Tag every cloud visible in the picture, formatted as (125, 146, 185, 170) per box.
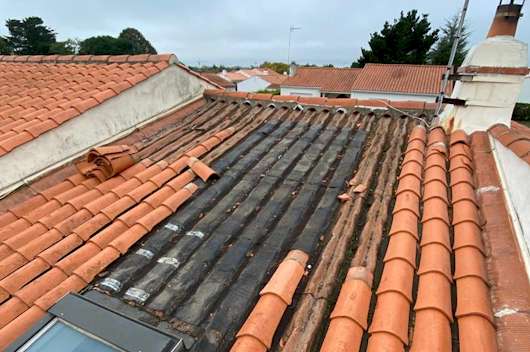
(0, 0, 528, 67)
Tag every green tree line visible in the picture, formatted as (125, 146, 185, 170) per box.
(0, 17, 156, 55)
(352, 10, 470, 67)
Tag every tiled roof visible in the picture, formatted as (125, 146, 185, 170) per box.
(0, 96, 252, 349)
(0, 54, 181, 156)
(201, 73, 236, 89)
(205, 89, 437, 111)
(258, 73, 287, 88)
(0, 89, 526, 351)
(351, 63, 449, 95)
(221, 68, 282, 83)
(489, 121, 530, 165)
(282, 67, 362, 93)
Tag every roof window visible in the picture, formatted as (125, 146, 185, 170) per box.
(9, 294, 184, 352)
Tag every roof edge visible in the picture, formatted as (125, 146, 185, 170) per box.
(203, 89, 436, 111)
(0, 54, 179, 64)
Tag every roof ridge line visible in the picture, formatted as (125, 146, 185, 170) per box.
(0, 54, 178, 65)
(204, 89, 435, 111)
(364, 63, 447, 68)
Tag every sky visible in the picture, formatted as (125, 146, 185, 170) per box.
(0, 0, 529, 67)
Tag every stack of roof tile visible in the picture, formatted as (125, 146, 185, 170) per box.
(77, 145, 137, 181)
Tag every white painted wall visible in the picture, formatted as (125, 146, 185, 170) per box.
(350, 90, 437, 103)
(491, 136, 530, 279)
(0, 64, 213, 196)
(237, 76, 272, 92)
(518, 75, 530, 103)
(280, 86, 321, 97)
(439, 36, 528, 133)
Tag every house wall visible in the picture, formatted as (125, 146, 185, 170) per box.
(519, 75, 530, 103)
(0, 64, 214, 196)
(350, 90, 437, 103)
(237, 76, 271, 92)
(280, 87, 321, 97)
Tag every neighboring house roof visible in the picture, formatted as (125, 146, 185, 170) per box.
(201, 73, 236, 89)
(221, 68, 281, 83)
(0, 54, 218, 197)
(0, 54, 170, 156)
(351, 63, 448, 95)
(282, 67, 361, 93)
(252, 73, 286, 89)
(0, 90, 527, 351)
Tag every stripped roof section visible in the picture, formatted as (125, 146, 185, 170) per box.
(0, 96, 281, 349)
(281, 67, 362, 93)
(351, 63, 448, 95)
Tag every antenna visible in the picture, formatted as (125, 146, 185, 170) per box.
(435, 0, 470, 116)
(287, 26, 302, 65)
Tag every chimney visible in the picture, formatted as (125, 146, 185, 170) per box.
(439, 1, 528, 133)
(289, 63, 297, 77)
(487, 1, 523, 38)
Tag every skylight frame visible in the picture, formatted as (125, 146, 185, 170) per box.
(7, 293, 184, 352)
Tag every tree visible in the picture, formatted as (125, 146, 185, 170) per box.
(353, 10, 439, 67)
(260, 61, 289, 74)
(0, 37, 9, 54)
(5, 17, 56, 54)
(118, 28, 157, 54)
(79, 36, 133, 55)
(428, 15, 470, 66)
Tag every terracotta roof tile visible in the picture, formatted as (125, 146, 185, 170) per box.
(450, 133, 498, 352)
(0, 54, 180, 155)
(0, 119, 235, 348)
(421, 219, 451, 252)
(232, 250, 308, 351)
(282, 67, 361, 93)
(204, 89, 436, 112)
(320, 267, 372, 352)
(471, 130, 530, 352)
(365, 126, 426, 351)
(351, 64, 449, 95)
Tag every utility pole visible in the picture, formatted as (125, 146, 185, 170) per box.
(287, 26, 301, 65)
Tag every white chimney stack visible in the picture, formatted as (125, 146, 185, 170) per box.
(439, 1, 528, 133)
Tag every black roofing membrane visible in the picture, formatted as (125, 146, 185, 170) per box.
(86, 107, 367, 351)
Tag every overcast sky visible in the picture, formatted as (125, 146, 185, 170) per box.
(0, 0, 528, 67)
